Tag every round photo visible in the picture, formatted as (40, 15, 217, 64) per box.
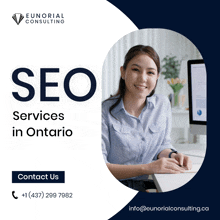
(102, 28, 207, 193)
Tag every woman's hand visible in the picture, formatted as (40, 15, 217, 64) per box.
(147, 157, 186, 174)
(157, 149, 192, 171)
(172, 153, 192, 170)
(106, 152, 192, 179)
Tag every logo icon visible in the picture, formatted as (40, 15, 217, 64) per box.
(12, 191, 18, 199)
(12, 13, 24, 25)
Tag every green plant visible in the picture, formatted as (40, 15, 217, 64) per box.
(168, 78, 186, 93)
(161, 55, 180, 79)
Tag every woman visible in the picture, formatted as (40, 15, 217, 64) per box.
(102, 45, 192, 192)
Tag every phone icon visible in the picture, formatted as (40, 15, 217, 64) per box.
(12, 191, 18, 199)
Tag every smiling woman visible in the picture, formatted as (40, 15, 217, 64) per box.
(120, 52, 159, 116)
(102, 45, 192, 192)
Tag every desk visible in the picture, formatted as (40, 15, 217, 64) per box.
(152, 144, 206, 192)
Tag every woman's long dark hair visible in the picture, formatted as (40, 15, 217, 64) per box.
(104, 45, 160, 118)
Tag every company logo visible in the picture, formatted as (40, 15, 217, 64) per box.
(12, 13, 24, 25)
(12, 13, 64, 25)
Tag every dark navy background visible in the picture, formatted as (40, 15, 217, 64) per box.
(107, 0, 218, 218)
(12, 171, 65, 183)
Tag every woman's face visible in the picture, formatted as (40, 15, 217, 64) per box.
(121, 54, 159, 99)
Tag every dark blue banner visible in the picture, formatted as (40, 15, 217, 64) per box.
(107, 0, 218, 219)
(12, 171, 65, 183)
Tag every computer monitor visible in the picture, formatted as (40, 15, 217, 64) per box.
(187, 59, 207, 135)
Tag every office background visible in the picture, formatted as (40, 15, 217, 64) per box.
(102, 29, 205, 145)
